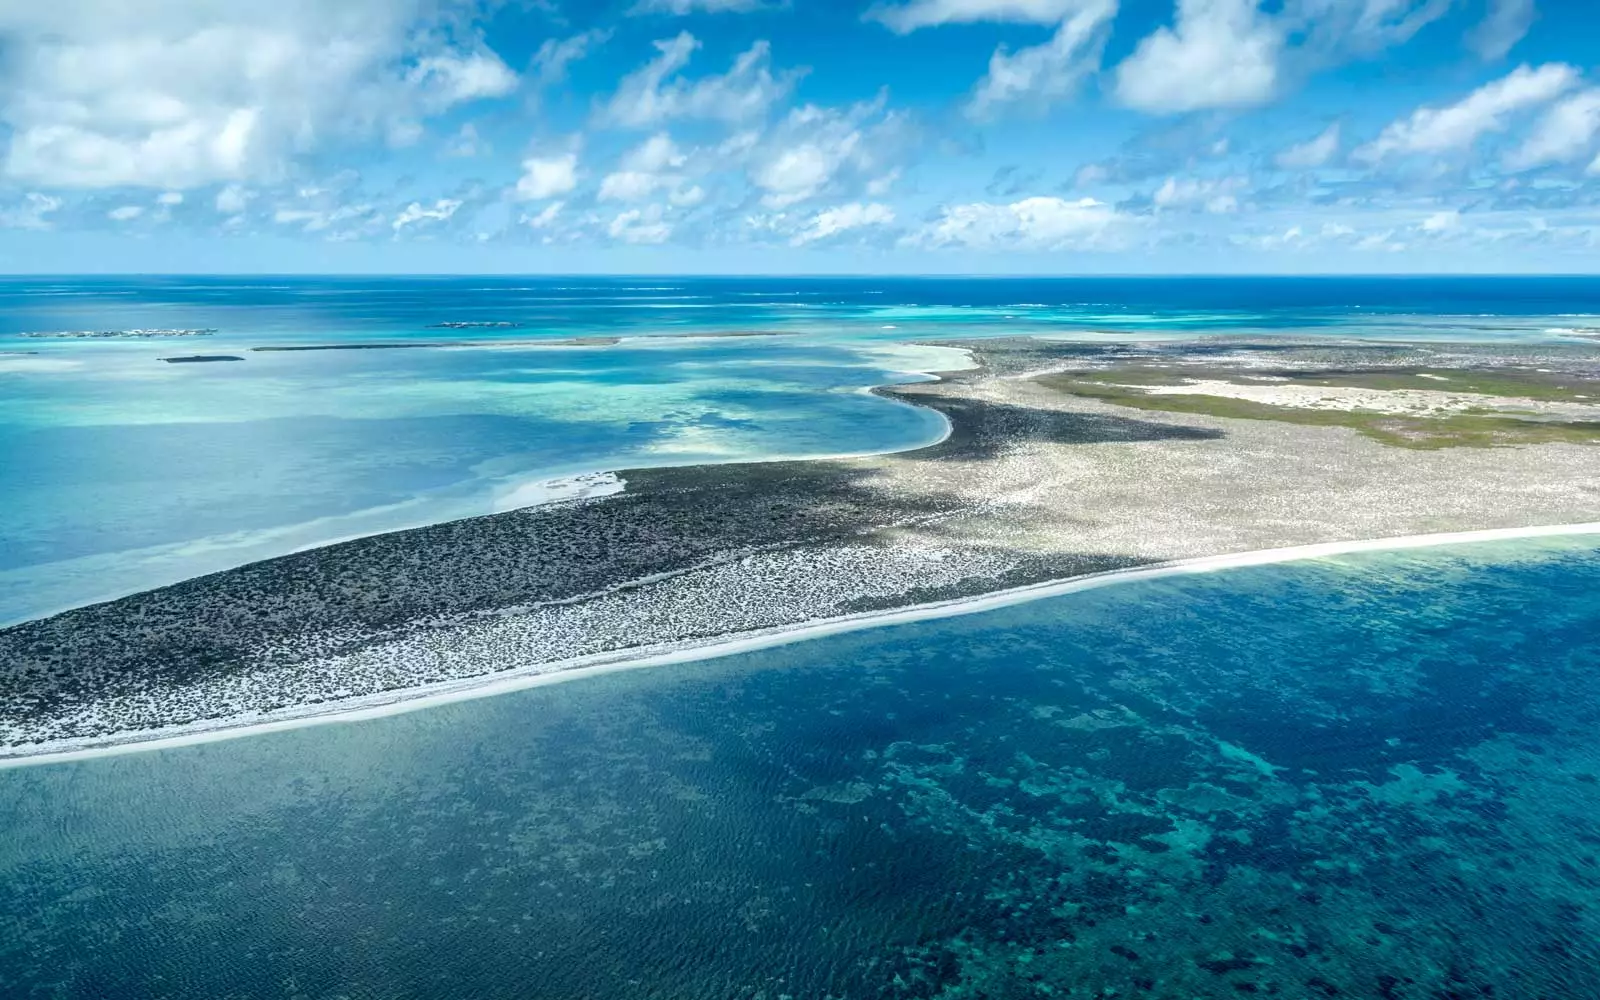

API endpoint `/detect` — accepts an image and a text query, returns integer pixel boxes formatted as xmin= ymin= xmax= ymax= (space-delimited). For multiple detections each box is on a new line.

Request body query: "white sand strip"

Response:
xmin=492 ymin=472 xmax=627 ymax=512
xmin=4 ymin=521 xmax=1598 ymax=770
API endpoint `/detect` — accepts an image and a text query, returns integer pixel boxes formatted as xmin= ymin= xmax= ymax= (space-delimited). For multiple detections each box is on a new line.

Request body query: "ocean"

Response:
xmin=3 ymin=536 xmax=1597 ymax=998
xmin=3 ymin=274 xmax=1600 ymax=626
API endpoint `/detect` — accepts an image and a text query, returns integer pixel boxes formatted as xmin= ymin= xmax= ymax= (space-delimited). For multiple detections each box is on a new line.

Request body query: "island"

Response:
xmin=2 ymin=334 xmax=1597 ymax=759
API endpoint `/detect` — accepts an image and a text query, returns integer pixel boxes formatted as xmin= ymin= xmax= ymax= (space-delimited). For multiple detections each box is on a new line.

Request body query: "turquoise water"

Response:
xmin=4 ymin=275 xmax=1599 ymax=624
xmin=0 ymin=331 xmax=950 ymax=625
xmin=4 ymin=537 xmax=1598 ymax=998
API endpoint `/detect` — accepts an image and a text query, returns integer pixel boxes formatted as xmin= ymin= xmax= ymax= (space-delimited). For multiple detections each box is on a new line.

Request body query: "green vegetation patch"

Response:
xmin=1038 ymin=375 xmax=1600 ymax=450
xmin=1065 ymin=365 xmax=1600 ymax=402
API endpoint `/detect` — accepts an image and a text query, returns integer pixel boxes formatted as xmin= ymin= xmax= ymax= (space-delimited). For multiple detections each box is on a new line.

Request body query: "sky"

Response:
xmin=1 ymin=0 xmax=1599 ymax=273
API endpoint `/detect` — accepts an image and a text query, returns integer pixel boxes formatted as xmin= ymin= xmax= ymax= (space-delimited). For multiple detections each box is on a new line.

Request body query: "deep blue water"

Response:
xmin=5 ymin=275 xmax=1600 ymax=340
xmin=2 ymin=274 xmax=1597 ymax=625
xmin=2 ymin=537 xmax=1598 ymax=999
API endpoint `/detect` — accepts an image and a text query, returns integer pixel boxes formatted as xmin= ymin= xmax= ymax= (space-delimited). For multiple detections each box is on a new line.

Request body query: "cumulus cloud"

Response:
xmin=608 ymin=204 xmax=673 ymax=243
xmin=1276 ymin=123 xmax=1341 ymax=169
xmin=601 ymin=32 xmax=797 ymax=127
xmin=867 ymin=0 xmax=1092 ymax=33
xmin=747 ymin=96 xmax=910 ymax=208
xmin=966 ymin=0 xmax=1117 ymax=119
xmin=599 ymin=133 xmax=694 ymax=202
xmin=1113 ymin=0 xmax=1283 ymax=113
xmin=515 ymin=151 xmax=581 ymax=200
xmin=1420 ymin=209 xmax=1461 ymax=232
xmin=0 ymin=0 xmax=519 ymax=189
xmin=1507 ymin=88 xmax=1600 ymax=170
xmin=907 ymin=195 xmax=1125 ymax=250
xmin=1354 ymin=63 xmax=1578 ymax=162
xmin=792 ymin=202 xmax=895 ymax=244
xmin=1110 ymin=0 xmax=1451 ymax=116
xmin=107 ymin=205 xmax=144 ymax=222
xmin=1468 ymin=0 xmax=1536 ymax=61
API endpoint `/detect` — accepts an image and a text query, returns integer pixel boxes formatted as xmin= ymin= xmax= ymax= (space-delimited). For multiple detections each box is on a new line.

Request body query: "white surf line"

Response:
xmin=5 ymin=521 xmax=1599 ymax=770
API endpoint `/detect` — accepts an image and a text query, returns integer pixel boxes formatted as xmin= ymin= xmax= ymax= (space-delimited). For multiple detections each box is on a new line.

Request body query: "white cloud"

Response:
xmin=868 ymin=0 xmax=1093 ymax=33
xmin=522 ymin=201 xmax=565 ymax=229
xmin=748 ymin=97 xmax=908 ymax=208
xmin=631 ymin=0 xmax=767 ymax=12
xmin=533 ymin=30 xmax=612 ymax=88
xmin=1355 ymin=63 xmax=1578 ymax=162
xmin=1114 ymin=0 xmax=1283 ymax=113
xmin=754 ymin=143 xmax=845 ymax=207
xmin=404 ymin=53 xmax=517 ymax=110
xmin=966 ymin=0 xmax=1117 ymax=119
xmin=1275 ymin=123 xmax=1341 ymax=169
xmin=625 ymin=133 xmax=688 ymax=173
xmin=0 ymin=0 xmax=519 ymax=189
xmin=907 ymin=195 xmax=1125 ymax=250
xmin=392 ymin=198 xmax=461 ymax=231
xmin=271 ymin=197 xmax=380 ymax=236
xmin=599 ymin=133 xmax=697 ymax=203
xmin=599 ymin=171 xmax=664 ymax=202
xmin=157 ymin=191 xmax=184 ymax=206
xmin=670 ymin=184 xmax=706 ymax=206
xmin=515 ymin=151 xmax=580 ymax=200
xmin=1468 ymin=0 xmax=1536 ymax=61
xmin=445 ymin=123 xmax=486 ymax=158
xmin=1355 ymin=229 xmax=1406 ymax=252
xmin=107 ymin=205 xmax=144 ymax=221
xmin=0 ymin=192 xmax=61 ymax=229
xmin=1073 ymin=163 xmax=1109 ymax=187
xmin=1292 ymin=0 xmax=1453 ymax=57
xmin=215 ymin=185 xmax=251 ymax=214
xmin=1508 ymin=89 xmax=1600 ymax=170
xmin=1152 ymin=175 xmax=1244 ymax=213
xmin=608 ymin=205 xmax=673 ymax=244
xmin=792 ymin=202 xmax=895 ymax=244
xmin=866 ymin=169 xmax=901 ymax=196
xmin=1420 ymin=209 xmax=1460 ymax=232
xmin=601 ymin=32 xmax=796 ymax=128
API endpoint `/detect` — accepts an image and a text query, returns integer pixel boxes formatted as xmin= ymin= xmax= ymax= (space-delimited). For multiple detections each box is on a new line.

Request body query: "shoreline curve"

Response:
xmin=5 ymin=520 xmax=1598 ymax=771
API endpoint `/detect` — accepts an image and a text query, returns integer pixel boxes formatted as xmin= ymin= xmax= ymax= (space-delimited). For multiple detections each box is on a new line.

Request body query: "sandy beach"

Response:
xmin=3 ymin=334 xmax=1598 ymax=760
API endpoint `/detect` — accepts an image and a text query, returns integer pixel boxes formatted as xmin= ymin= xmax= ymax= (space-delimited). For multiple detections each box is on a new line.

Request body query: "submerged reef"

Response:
xmin=19 ymin=328 xmax=217 ymax=339
xmin=3 ymin=542 xmax=1598 ymax=998
xmin=1 ymin=337 xmax=1598 ymax=754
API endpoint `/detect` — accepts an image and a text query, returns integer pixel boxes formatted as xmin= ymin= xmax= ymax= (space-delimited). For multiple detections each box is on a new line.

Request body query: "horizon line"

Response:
xmin=4 ymin=272 xmax=1600 ymax=280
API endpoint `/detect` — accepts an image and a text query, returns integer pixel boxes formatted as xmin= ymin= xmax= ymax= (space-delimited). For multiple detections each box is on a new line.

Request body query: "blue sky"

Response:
xmin=1 ymin=0 xmax=1599 ymax=273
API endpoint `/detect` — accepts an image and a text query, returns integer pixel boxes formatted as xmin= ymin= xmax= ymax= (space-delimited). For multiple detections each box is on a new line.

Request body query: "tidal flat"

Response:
xmin=2 ymin=337 xmax=1598 ymax=755
xmin=3 ymin=538 xmax=1598 ymax=999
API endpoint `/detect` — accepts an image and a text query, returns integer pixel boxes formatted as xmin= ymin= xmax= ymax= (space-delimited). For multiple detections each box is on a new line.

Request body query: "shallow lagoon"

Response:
xmin=7 ymin=274 xmax=1600 ymax=623
xmin=4 ymin=536 xmax=1599 ymax=999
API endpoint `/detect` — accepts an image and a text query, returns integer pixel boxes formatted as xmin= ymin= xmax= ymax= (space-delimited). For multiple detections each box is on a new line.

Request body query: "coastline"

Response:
xmin=0 ymin=345 xmax=975 ymax=630
xmin=6 ymin=333 xmax=1599 ymax=760
xmin=5 ymin=520 xmax=1598 ymax=770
